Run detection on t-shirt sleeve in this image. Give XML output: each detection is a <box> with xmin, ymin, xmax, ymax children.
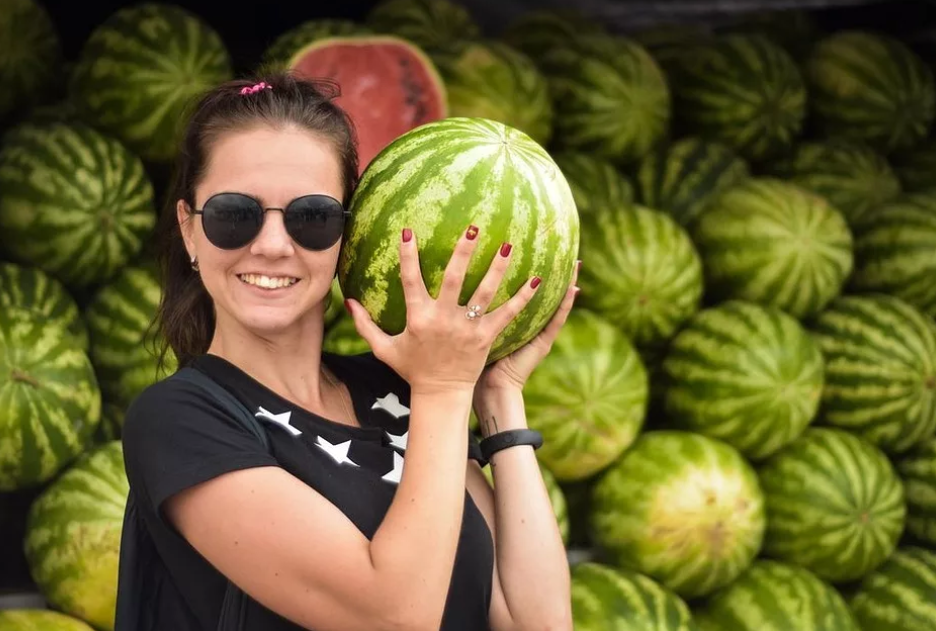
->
<box><xmin>121</xmin><ymin>376</ymin><xmax>280</xmax><ymax>517</ymax></box>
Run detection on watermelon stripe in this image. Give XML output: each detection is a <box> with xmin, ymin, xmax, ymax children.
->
<box><xmin>553</xmin><ymin>152</ymin><xmax>633</xmax><ymax>216</ymax></box>
<box><xmin>850</xmin><ymin>547</ymin><xmax>936</xmax><ymax>631</ymax></box>
<box><xmin>896</xmin><ymin>439</ymin><xmax>936</xmax><ymax>546</ymax></box>
<box><xmin>366</xmin><ymin>0</ymin><xmax>479</xmax><ymax>53</ymax></box>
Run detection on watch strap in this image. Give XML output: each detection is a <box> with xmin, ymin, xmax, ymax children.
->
<box><xmin>479</xmin><ymin>429</ymin><xmax>543</xmax><ymax>462</ymax></box>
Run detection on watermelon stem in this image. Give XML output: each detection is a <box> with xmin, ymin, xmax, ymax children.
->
<box><xmin>10</xmin><ymin>368</ymin><xmax>40</xmax><ymax>387</ymax></box>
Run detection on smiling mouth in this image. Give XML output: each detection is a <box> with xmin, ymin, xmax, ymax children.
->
<box><xmin>237</xmin><ymin>274</ymin><xmax>300</xmax><ymax>289</ymax></box>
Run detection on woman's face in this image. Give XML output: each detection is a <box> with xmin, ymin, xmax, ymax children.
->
<box><xmin>178</xmin><ymin>124</ymin><xmax>345</xmax><ymax>340</ymax></box>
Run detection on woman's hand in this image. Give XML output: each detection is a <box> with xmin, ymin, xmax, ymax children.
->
<box><xmin>344</xmin><ymin>225</ymin><xmax>541</xmax><ymax>396</ymax></box>
<box><xmin>475</xmin><ymin>260</ymin><xmax>580</xmax><ymax>396</ymax></box>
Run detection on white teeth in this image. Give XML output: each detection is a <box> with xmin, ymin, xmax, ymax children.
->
<box><xmin>238</xmin><ymin>274</ymin><xmax>298</xmax><ymax>289</ymax></box>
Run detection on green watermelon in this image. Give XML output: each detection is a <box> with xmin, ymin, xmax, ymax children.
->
<box><xmin>24</xmin><ymin>441</ymin><xmax>127</xmax><ymax>631</ymax></box>
<box><xmin>667</xmin><ymin>34</ymin><xmax>806</xmax><ymax>162</ymax></box>
<box><xmin>538</xmin><ymin>34</ymin><xmax>671</xmax><ymax>165</ymax></box>
<box><xmin>691</xmin><ymin>178</ymin><xmax>853</xmax><ymax>319</ymax></box>
<box><xmin>0</xmin><ymin>262</ymin><xmax>88</xmax><ymax>352</ymax></box>
<box><xmin>482</xmin><ymin>459</ymin><xmax>570</xmax><ymax>545</ymax></box>
<box><xmin>850</xmin><ymin>192</ymin><xmax>936</xmax><ymax>318</ymax></box>
<box><xmin>501</xmin><ymin>9</ymin><xmax>607</xmax><ymax>62</ymax></box>
<box><xmin>366</xmin><ymin>0</ymin><xmax>479</xmax><ymax>54</ymax></box>
<box><xmin>577</xmin><ymin>205</ymin><xmax>704</xmax><ymax>350</ymax></box>
<box><xmin>632</xmin><ymin>25</ymin><xmax>712</xmax><ymax>69</ymax></box>
<box><xmin>323</xmin><ymin>315</ymin><xmax>372</xmax><ymax>356</ymax></box>
<box><xmin>337</xmin><ymin>117</ymin><xmax>579</xmax><ymax>363</ymax></box>
<box><xmin>68</xmin><ymin>3</ymin><xmax>233</xmax><ymax>163</ymax></box>
<box><xmin>0</xmin><ymin>121</ymin><xmax>157</xmax><ymax>291</ymax></box>
<box><xmin>0</xmin><ymin>610</ymin><xmax>96</xmax><ymax>631</ymax></box>
<box><xmin>810</xmin><ymin>294</ymin><xmax>936</xmax><ymax>454</ymax></box>
<box><xmin>522</xmin><ymin>308</ymin><xmax>648</xmax><ymax>482</ymax></box>
<box><xmin>85</xmin><ymin>263</ymin><xmax>177</xmax><ymax>427</ymax></box>
<box><xmin>693</xmin><ymin>560</ymin><xmax>859</xmax><ymax>631</ymax></box>
<box><xmin>260</xmin><ymin>19</ymin><xmax>367</xmax><ymax>68</ymax></box>
<box><xmin>0</xmin><ymin>0</ymin><xmax>62</xmax><ymax>119</ymax></box>
<box><xmin>766</xmin><ymin>140</ymin><xmax>902</xmax><ymax>226</ymax></box>
<box><xmin>806</xmin><ymin>31</ymin><xmax>935</xmax><ymax>154</ymax></box>
<box><xmin>552</xmin><ymin>152</ymin><xmax>634</xmax><ymax>215</ymax></box>
<box><xmin>718</xmin><ymin>9</ymin><xmax>820</xmax><ymax>61</ymax></box>
<box><xmin>635</xmin><ymin>137</ymin><xmax>751</xmax><ymax>228</ymax></box>
<box><xmin>895</xmin><ymin>438</ymin><xmax>936</xmax><ymax>546</ymax></box>
<box><xmin>571</xmin><ymin>563</ymin><xmax>697</xmax><ymax>630</ymax></box>
<box><xmin>432</xmin><ymin>41</ymin><xmax>553</xmax><ymax>145</ymax></box>
<box><xmin>591</xmin><ymin>430</ymin><xmax>766</xmax><ymax>599</ymax></box>
<box><xmin>849</xmin><ymin>547</ymin><xmax>936</xmax><ymax>631</ymax></box>
<box><xmin>324</xmin><ymin>277</ymin><xmax>345</xmax><ymax>329</ymax></box>
<box><xmin>757</xmin><ymin>427</ymin><xmax>906</xmax><ymax>583</ymax></box>
<box><xmin>0</xmin><ymin>308</ymin><xmax>101</xmax><ymax>492</ymax></box>
<box><xmin>891</xmin><ymin>140</ymin><xmax>936</xmax><ymax>192</ymax></box>
<box><xmin>663</xmin><ymin>300</ymin><xmax>824</xmax><ymax>460</ymax></box>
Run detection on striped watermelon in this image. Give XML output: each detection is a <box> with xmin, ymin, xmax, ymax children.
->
<box><xmin>757</xmin><ymin>427</ymin><xmax>906</xmax><ymax>583</ymax></box>
<box><xmin>805</xmin><ymin>31</ymin><xmax>935</xmax><ymax>154</ymax></box>
<box><xmin>849</xmin><ymin>547</ymin><xmax>936</xmax><ymax>631</ymax></box>
<box><xmin>85</xmin><ymin>263</ymin><xmax>177</xmax><ymax>427</ymax></box>
<box><xmin>432</xmin><ymin>41</ymin><xmax>553</xmax><ymax>145</ymax></box>
<box><xmin>0</xmin><ymin>308</ymin><xmax>101</xmax><ymax>492</ymax></box>
<box><xmin>0</xmin><ymin>0</ymin><xmax>62</xmax><ymax>119</ymax></box>
<box><xmin>337</xmin><ymin>117</ymin><xmax>579</xmax><ymax>364</ymax></box>
<box><xmin>323</xmin><ymin>316</ymin><xmax>372</xmax><ymax>356</ymax></box>
<box><xmin>552</xmin><ymin>152</ymin><xmax>634</xmax><ymax>215</ymax></box>
<box><xmin>663</xmin><ymin>300</ymin><xmax>824</xmax><ymax>460</ymax></box>
<box><xmin>501</xmin><ymin>9</ymin><xmax>607</xmax><ymax>62</ymax></box>
<box><xmin>577</xmin><ymin>205</ymin><xmax>704</xmax><ymax>350</ymax></box>
<box><xmin>810</xmin><ymin>294</ymin><xmax>936</xmax><ymax>454</ymax></box>
<box><xmin>24</xmin><ymin>441</ymin><xmax>127</xmax><ymax>631</ymax></box>
<box><xmin>766</xmin><ymin>140</ymin><xmax>902</xmax><ymax>226</ymax></box>
<box><xmin>850</xmin><ymin>193</ymin><xmax>936</xmax><ymax>318</ymax></box>
<box><xmin>68</xmin><ymin>3</ymin><xmax>233</xmax><ymax>163</ymax></box>
<box><xmin>635</xmin><ymin>137</ymin><xmax>751</xmax><ymax>228</ymax></box>
<box><xmin>538</xmin><ymin>34</ymin><xmax>671</xmax><ymax>165</ymax></box>
<box><xmin>0</xmin><ymin>262</ymin><xmax>88</xmax><ymax>352</ymax></box>
<box><xmin>366</xmin><ymin>0</ymin><xmax>479</xmax><ymax>54</ymax></box>
<box><xmin>571</xmin><ymin>563</ymin><xmax>697</xmax><ymax>630</ymax></box>
<box><xmin>693</xmin><ymin>560</ymin><xmax>859</xmax><ymax>631</ymax></box>
<box><xmin>891</xmin><ymin>140</ymin><xmax>936</xmax><ymax>192</ymax></box>
<box><xmin>0</xmin><ymin>610</ymin><xmax>96</xmax><ymax>631</ymax></box>
<box><xmin>522</xmin><ymin>308</ymin><xmax>648</xmax><ymax>481</ymax></box>
<box><xmin>0</xmin><ymin>121</ymin><xmax>157</xmax><ymax>291</ymax></box>
<box><xmin>718</xmin><ymin>10</ymin><xmax>820</xmax><ymax>61</ymax></box>
<box><xmin>260</xmin><ymin>19</ymin><xmax>367</xmax><ymax>67</ymax></box>
<box><xmin>591</xmin><ymin>430</ymin><xmax>766</xmax><ymax>599</ymax></box>
<box><xmin>667</xmin><ymin>34</ymin><xmax>806</xmax><ymax>162</ymax></box>
<box><xmin>895</xmin><ymin>438</ymin><xmax>936</xmax><ymax>546</ymax></box>
<box><xmin>482</xmin><ymin>459</ymin><xmax>570</xmax><ymax>545</ymax></box>
<box><xmin>324</xmin><ymin>277</ymin><xmax>345</xmax><ymax>329</ymax></box>
<box><xmin>691</xmin><ymin>178</ymin><xmax>853</xmax><ymax>319</ymax></box>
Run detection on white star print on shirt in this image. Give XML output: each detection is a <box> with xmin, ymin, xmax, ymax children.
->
<box><xmin>382</xmin><ymin>451</ymin><xmax>405</xmax><ymax>484</ymax></box>
<box><xmin>371</xmin><ymin>393</ymin><xmax>410</xmax><ymax>419</ymax></box>
<box><xmin>255</xmin><ymin>407</ymin><xmax>302</xmax><ymax>436</ymax></box>
<box><xmin>385</xmin><ymin>430</ymin><xmax>408</xmax><ymax>451</ymax></box>
<box><xmin>315</xmin><ymin>436</ymin><xmax>360</xmax><ymax>467</ymax></box>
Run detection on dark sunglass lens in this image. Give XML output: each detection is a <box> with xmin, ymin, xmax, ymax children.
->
<box><xmin>285</xmin><ymin>196</ymin><xmax>346</xmax><ymax>250</ymax></box>
<box><xmin>202</xmin><ymin>194</ymin><xmax>262</xmax><ymax>249</ymax></box>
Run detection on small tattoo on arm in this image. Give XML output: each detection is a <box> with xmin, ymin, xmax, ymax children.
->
<box><xmin>485</xmin><ymin>414</ymin><xmax>499</xmax><ymax>437</ymax></box>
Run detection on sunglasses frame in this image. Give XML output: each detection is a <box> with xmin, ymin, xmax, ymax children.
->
<box><xmin>190</xmin><ymin>191</ymin><xmax>351</xmax><ymax>251</ymax></box>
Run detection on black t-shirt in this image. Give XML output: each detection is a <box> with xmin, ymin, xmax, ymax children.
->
<box><xmin>119</xmin><ymin>351</ymin><xmax>493</xmax><ymax>631</ymax></box>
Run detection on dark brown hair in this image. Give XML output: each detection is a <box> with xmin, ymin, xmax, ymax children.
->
<box><xmin>152</xmin><ymin>71</ymin><xmax>359</xmax><ymax>372</ymax></box>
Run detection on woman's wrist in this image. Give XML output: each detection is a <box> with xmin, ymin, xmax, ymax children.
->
<box><xmin>473</xmin><ymin>387</ymin><xmax>528</xmax><ymax>438</ymax></box>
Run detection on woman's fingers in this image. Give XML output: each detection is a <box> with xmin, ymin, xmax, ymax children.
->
<box><xmin>483</xmin><ymin>275</ymin><xmax>542</xmax><ymax>335</ymax></box>
<box><xmin>399</xmin><ymin>227</ymin><xmax>430</xmax><ymax>310</ymax></box>
<box><xmin>465</xmin><ymin>241</ymin><xmax>514</xmax><ymax>314</ymax></box>
<box><xmin>436</xmin><ymin>224</ymin><xmax>481</xmax><ymax>305</ymax></box>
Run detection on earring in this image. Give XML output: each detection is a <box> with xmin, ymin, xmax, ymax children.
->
<box><xmin>191</xmin><ymin>255</ymin><xmax>199</xmax><ymax>272</ymax></box>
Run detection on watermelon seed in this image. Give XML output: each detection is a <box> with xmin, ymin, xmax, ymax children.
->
<box><xmin>10</xmin><ymin>368</ymin><xmax>39</xmax><ymax>387</ymax></box>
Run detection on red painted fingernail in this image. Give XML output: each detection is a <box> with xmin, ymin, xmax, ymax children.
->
<box><xmin>402</xmin><ymin>228</ymin><xmax>412</xmax><ymax>243</ymax></box>
<box><xmin>500</xmin><ymin>242</ymin><xmax>512</xmax><ymax>257</ymax></box>
<box><xmin>466</xmin><ymin>225</ymin><xmax>479</xmax><ymax>240</ymax></box>
<box><xmin>531</xmin><ymin>277</ymin><xmax>542</xmax><ymax>289</ymax></box>
<box><xmin>577</xmin><ymin>260</ymin><xmax>582</xmax><ymax>272</ymax></box>
<box><xmin>343</xmin><ymin>299</ymin><xmax>352</xmax><ymax>314</ymax></box>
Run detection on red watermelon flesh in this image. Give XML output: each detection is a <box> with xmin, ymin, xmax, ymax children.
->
<box><xmin>288</xmin><ymin>36</ymin><xmax>447</xmax><ymax>175</ymax></box>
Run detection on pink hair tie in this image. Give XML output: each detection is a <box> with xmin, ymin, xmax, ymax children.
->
<box><xmin>240</xmin><ymin>82</ymin><xmax>272</xmax><ymax>95</ymax></box>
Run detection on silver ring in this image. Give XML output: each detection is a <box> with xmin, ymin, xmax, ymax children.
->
<box><xmin>465</xmin><ymin>304</ymin><xmax>483</xmax><ymax>321</ymax></box>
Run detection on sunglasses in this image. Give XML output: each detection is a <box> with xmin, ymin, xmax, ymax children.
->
<box><xmin>191</xmin><ymin>192</ymin><xmax>351</xmax><ymax>251</ymax></box>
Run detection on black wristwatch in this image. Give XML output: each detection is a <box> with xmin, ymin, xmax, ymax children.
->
<box><xmin>479</xmin><ymin>429</ymin><xmax>544</xmax><ymax>463</ymax></box>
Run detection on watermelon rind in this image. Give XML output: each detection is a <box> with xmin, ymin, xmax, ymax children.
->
<box><xmin>810</xmin><ymin>294</ymin><xmax>936</xmax><ymax>454</ymax></box>
<box><xmin>552</xmin><ymin>152</ymin><xmax>634</xmax><ymax>215</ymax></box>
<box><xmin>24</xmin><ymin>441</ymin><xmax>127</xmax><ymax>631</ymax></box>
<box><xmin>68</xmin><ymin>3</ymin><xmax>233</xmax><ymax>163</ymax></box>
<box><xmin>0</xmin><ymin>262</ymin><xmax>89</xmax><ymax>352</ymax></box>
<box><xmin>757</xmin><ymin>427</ymin><xmax>906</xmax><ymax>583</ymax></box>
<box><xmin>849</xmin><ymin>546</ymin><xmax>936</xmax><ymax>631</ymax></box>
<box><xmin>522</xmin><ymin>309</ymin><xmax>648</xmax><ymax>482</ymax></box>
<box><xmin>0</xmin><ymin>0</ymin><xmax>63</xmax><ymax>119</ymax></box>
<box><xmin>366</xmin><ymin>0</ymin><xmax>480</xmax><ymax>54</ymax></box>
<box><xmin>895</xmin><ymin>438</ymin><xmax>936</xmax><ymax>546</ymax></box>
<box><xmin>0</xmin><ymin>609</ymin><xmax>96</xmax><ymax>631</ymax></box>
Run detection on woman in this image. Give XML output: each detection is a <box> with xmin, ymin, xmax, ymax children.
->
<box><xmin>118</xmin><ymin>72</ymin><xmax>578</xmax><ymax>631</ymax></box>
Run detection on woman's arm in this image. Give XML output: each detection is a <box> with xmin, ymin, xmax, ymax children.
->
<box><xmin>471</xmin><ymin>387</ymin><xmax>573</xmax><ymax>631</ymax></box>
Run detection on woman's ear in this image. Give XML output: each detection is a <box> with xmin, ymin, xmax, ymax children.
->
<box><xmin>176</xmin><ymin>198</ymin><xmax>195</xmax><ymax>256</ymax></box>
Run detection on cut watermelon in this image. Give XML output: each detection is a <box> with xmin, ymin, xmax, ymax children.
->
<box><xmin>288</xmin><ymin>35</ymin><xmax>447</xmax><ymax>174</ymax></box>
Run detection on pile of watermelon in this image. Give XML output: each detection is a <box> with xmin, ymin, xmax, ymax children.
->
<box><xmin>2</xmin><ymin>0</ymin><xmax>936</xmax><ymax>629</ymax></box>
